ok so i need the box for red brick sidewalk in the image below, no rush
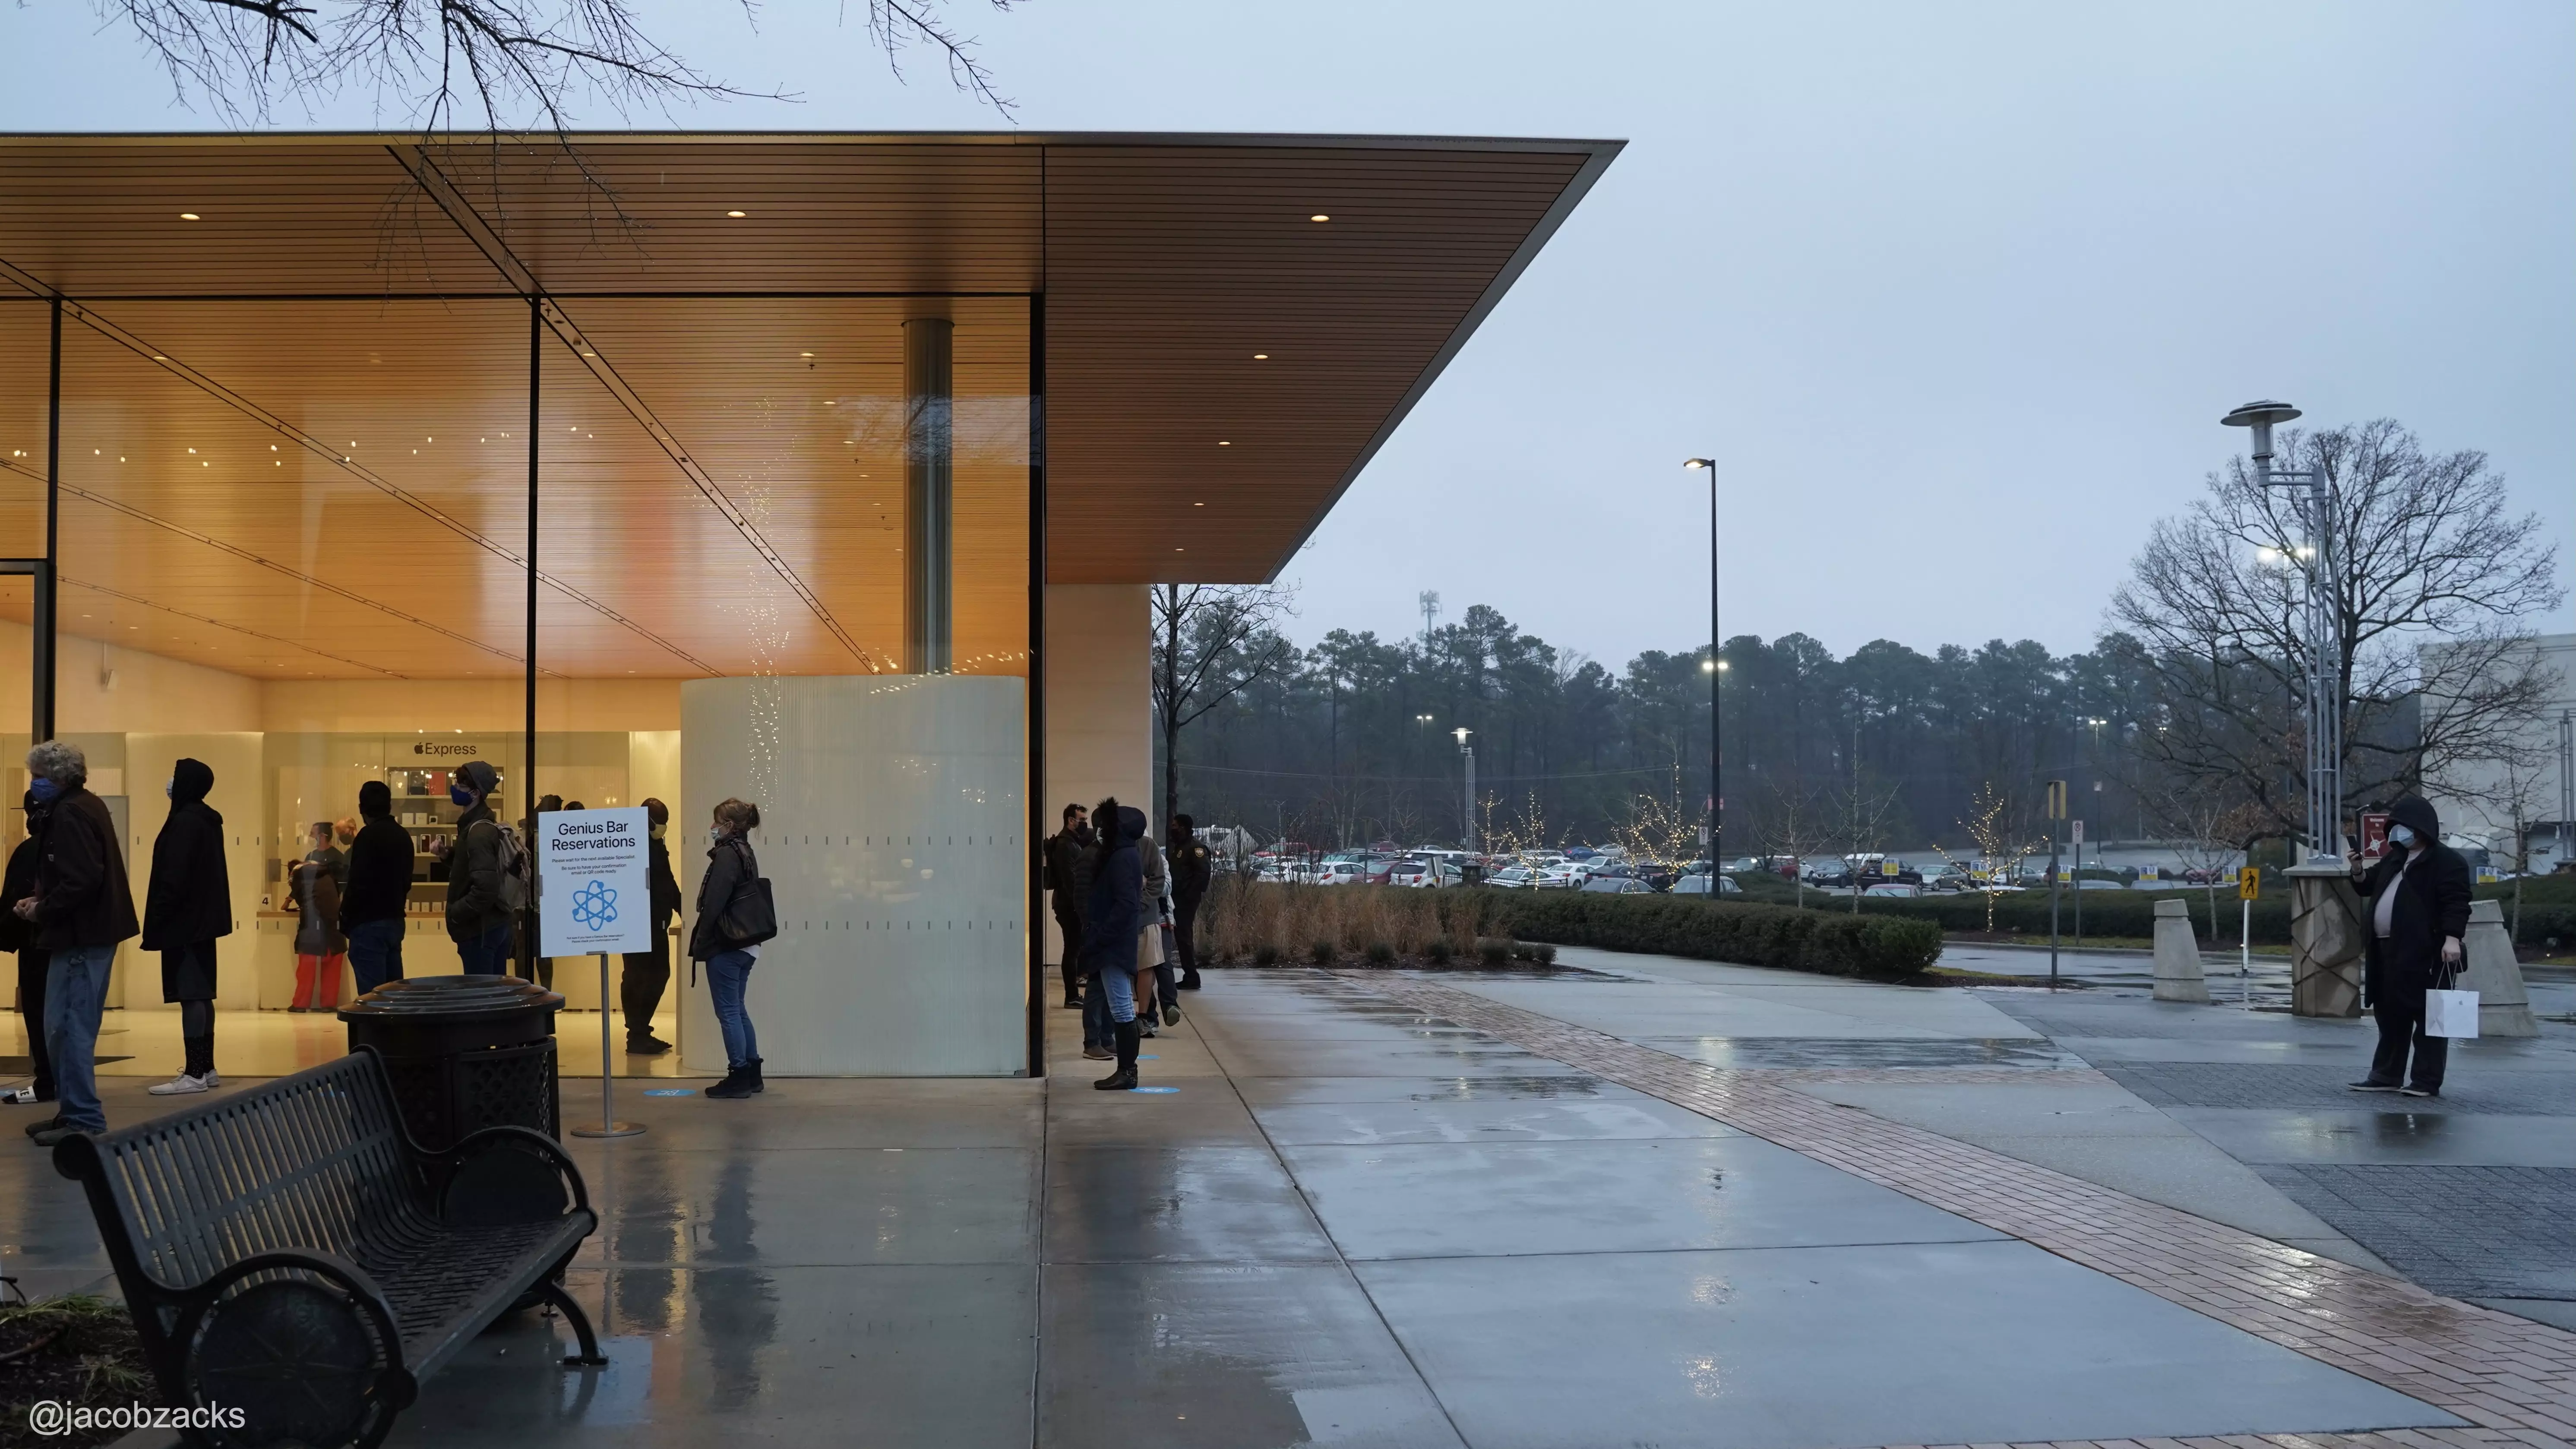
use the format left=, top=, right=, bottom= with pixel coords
left=1334, top=972, right=2576, bottom=1449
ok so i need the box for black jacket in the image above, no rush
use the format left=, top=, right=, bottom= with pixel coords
left=141, top=758, right=231, bottom=950
left=1170, top=837, right=1214, bottom=901
left=0, top=824, right=39, bottom=956
left=342, top=813, right=416, bottom=930
left=1044, top=827, right=1091, bottom=905
left=1078, top=806, right=1145, bottom=974
left=33, top=783, right=139, bottom=952
left=689, top=833, right=759, bottom=961
left=649, top=834, right=682, bottom=921
left=2354, top=796, right=2472, bottom=996
left=445, top=800, right=513, bottom=942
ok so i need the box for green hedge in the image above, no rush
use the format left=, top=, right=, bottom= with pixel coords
left=1728, top=873, right=2576, bottom=949
left=1471, top=889, right=1944, bottom=978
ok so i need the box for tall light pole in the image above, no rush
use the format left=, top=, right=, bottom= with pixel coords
left=2223, top=400, right=2342, bottom=862
left=1684, top=457, right=1721, bottom=864
left=1453, top=728, right=1476, bottom=854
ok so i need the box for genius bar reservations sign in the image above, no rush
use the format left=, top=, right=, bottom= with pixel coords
left=538, top=807, right=652, bottom=956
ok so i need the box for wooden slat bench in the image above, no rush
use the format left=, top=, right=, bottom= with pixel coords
left=51, top=1044, right=602, bottom=1449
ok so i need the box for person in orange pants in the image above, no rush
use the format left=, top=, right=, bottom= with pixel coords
left=288, top=855, right=346, bottom=1011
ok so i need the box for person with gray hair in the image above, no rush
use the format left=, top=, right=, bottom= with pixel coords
left=13, top=740, right=138, bottom=1146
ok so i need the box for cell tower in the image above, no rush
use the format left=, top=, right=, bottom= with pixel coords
left=1418, top=590, right=1441, bottom=645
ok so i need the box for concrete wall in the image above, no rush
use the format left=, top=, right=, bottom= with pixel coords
left=1040, top=585, right=1150, bottom=965
left=2422, top=632, right=2576, bottom=867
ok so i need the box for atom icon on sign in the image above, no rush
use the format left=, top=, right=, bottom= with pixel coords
left=570, top=879, right=619, bottom=930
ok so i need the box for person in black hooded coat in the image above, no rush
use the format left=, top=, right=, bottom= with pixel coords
left=140, top=757, right=231, bottom=1095
left=1078, top=800, right=1147, bottom=1091
left=2347, top=794, right=2472, bottom=1097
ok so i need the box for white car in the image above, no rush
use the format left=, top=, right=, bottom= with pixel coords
left=1668, top=873, right=1742, bottom=896
left=1385, top=860, right=1445, bottom=889
left=1486, top=866, right=1538, bottom=890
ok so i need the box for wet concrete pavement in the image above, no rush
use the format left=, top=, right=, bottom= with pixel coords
left=0, top=958, right=2511, bottom=1446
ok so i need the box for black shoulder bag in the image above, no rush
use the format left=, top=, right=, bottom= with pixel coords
left=716, top=840, right=779, bottom=948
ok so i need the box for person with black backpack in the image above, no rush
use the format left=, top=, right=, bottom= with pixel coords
left=691, top=797, right=771, bottom=1100
left=444, top=761, right=524, bottom=975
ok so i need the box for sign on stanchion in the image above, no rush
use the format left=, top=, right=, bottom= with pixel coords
left=2237, top=866, right=2261, bottom=1003
left=540, top=806, right=653, bottom=1139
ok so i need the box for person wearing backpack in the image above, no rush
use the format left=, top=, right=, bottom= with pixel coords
left=444, top=761, right=522, bottom=975
left=690, top=797, right=768, bottom=1100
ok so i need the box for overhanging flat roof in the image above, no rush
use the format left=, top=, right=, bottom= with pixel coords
left=0, top=132, right=1614, bottom=678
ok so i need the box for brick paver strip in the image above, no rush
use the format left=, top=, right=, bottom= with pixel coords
left=1332, top=972, right=2576, bottom=1448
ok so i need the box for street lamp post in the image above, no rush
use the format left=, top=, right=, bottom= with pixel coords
left=2226, top=399, right=2356, bottom=1019
left=1453, top=728, right=1476, bottom=854
left=1685, top=457, right=1720, bottom=864
left=2223, top=400, right=2342, bottom=863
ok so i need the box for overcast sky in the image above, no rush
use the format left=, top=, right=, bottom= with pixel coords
left=4, top=0, right=2569, bottom=670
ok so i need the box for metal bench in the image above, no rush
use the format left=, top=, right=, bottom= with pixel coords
left=51, top=1045, right=603, bottom=1449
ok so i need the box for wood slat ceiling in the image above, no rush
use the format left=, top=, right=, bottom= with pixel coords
left=0, top=133, right=1615, bottom=672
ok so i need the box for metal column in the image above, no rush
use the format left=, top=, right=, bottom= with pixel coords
left=905, top=317, right=955, bottom=674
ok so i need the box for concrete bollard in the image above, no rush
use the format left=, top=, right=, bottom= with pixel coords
left=2286, top=860, right=2365, bottom=1018
left=2462, top=899, right=2539, bottom=1038
left=2151, top=898, right=2212, bottom=1003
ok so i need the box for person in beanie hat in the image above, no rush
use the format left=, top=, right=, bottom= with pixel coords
left=141, top=758, right=230, bottom=1094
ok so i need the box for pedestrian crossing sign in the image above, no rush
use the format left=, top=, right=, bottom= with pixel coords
left=2237, top=867, right=2260, bottom=901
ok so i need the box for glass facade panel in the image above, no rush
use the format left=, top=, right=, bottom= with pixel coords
left=54, top=301, right=531, bottom=1027
left=0, top=298, right=46, bottom=560
left=537, top=297, right=1031, bottom=1073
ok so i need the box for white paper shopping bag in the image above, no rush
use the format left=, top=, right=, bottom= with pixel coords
left=2425, top=987, right=2481, bottom=1039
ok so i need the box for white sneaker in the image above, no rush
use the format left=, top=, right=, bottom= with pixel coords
left=147, top=1073, right=213, bottom=1096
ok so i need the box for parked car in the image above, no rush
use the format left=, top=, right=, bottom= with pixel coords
left=1486, top=866, right=1538, bottom=890
left=1862, top=882, right=1922, bottom=899
left=1668, top=873, right=1742, bottom=896
left=1579, top=876, right=1656, bottom=895
left=1386, top=860, right=1445, bottom=889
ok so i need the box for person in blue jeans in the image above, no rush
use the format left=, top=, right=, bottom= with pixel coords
left=16, top=740, right=139, bottom=1147
left=1079, top=799, right=1146, bottom=1091
left=690, top=798, right=767, bottom=1100
left=341, top=780, right=414, bottom=995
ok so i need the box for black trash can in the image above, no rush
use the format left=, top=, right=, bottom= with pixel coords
left=339, top=974, right=566, bottom=1152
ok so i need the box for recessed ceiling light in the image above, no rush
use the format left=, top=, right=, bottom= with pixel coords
left=1253, top=353, right=1268, bottom=360
left=1218, top=441, right=1230, bottom=446
left=1309, top=214, right=1329, bottom=222
left=1194, top=501, right=1204, bottom=506
left=1174, top=547, right=1185, bottom=552
left=726, top=210, right=747, bottom=218
left=178, top=212, right=200, bottom=221
left=799, top=352, right=815, bottom=358
left=579, top=350, right=595, bottom=357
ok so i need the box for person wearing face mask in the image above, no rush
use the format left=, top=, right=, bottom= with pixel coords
left=444, top=761, right=518, bottom=975
left=16, top=740, right=137, bottom=1147
left=141, top=759, right=231, bottom=1093
left=341, top=780, right=414, bottom=995
left=620, top=797, right=681, bottom=1055
left=1079, top=799, right=1147, bottom=1091
left=691, top=798, right=767, bottom=1098
left=2348, top=795, right=2473, bottom=1098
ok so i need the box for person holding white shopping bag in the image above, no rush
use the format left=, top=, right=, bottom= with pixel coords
left=2347, top=795, right=2472, bottom=1099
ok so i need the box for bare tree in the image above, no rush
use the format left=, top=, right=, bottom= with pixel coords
left=104, top=0, right=1015, bottom=130
left=2109, top=420, right=2563, bottom=844
left=1940, top=782, right=2043, bottom=933
left=2156, top=784, right=2265, bottom=946
left=1759, top=779, right=1835, bottom=911
left=1152, top=583, right=1299, bottom=832
left=1611, top=774, right=1702, bottom=880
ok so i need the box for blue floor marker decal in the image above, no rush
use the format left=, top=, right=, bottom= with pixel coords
left=642, top=1088, right=696, bottom=1096
left=1131, top=1086, right=1180, bottom=1094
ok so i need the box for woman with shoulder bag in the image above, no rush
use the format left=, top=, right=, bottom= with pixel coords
left=691, top=798, right=771, bottom=1100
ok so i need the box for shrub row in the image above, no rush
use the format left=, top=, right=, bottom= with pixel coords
left=1473, top=889, right=1944, bottom=978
